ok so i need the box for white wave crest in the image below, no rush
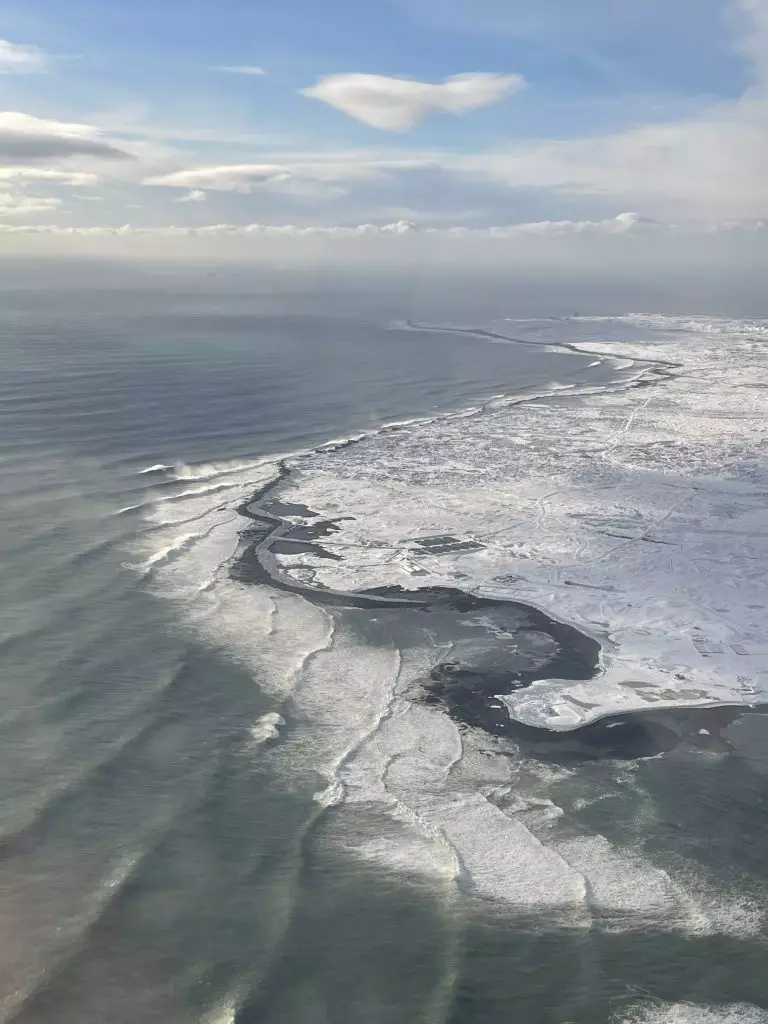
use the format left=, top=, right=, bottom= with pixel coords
left=171, top=458, right=275, bottom=481
left=138, top=457, right=280, bottom=483
left=141, top=532, right=201, bottom=570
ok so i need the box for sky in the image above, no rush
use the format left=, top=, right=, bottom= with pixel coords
left=0, top=0, right=767, bottom=263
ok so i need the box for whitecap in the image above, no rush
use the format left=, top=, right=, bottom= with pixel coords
left=616, top=1001, right=768, bottom=1023
left=249, top=713, right=284, bottom=745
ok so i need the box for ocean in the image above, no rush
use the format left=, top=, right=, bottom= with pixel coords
left=1, top=271, right=766, bottom=1024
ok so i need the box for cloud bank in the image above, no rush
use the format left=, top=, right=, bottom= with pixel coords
left=299, top=72, right=525, bottom=130
left=4, top=213, right=764, bottom=238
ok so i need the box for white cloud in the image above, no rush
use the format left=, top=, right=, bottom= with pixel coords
left=0, top=40, right=48, bottom=75
left=144, top=155, right=436, bottom=194
left=299, top=72, right=525, bottom=130
left=0, top=192, right=62, bottom=215
left=0, top=112, right=101, bottom=138
left=0, top=167, right=99, bottom=185
left=0, top=165, right=99, bottom=220
left=215, top=65, right=266, bottom=76
left=439, top=97, right=768, bottom=219
left=175, top=189, right=207, bottom=202
left=146, top=163, right=291, bottom=193
left=0, top=112, right=133, bottom=164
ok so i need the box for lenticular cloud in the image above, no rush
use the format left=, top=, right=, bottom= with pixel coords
left=300, top=71, right=525, bottom=131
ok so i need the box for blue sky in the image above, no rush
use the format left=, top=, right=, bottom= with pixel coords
left=0, top=0, right=766, bottom=252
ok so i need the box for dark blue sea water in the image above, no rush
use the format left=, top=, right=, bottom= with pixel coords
left=0, top=272, right=766, bottom=1024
